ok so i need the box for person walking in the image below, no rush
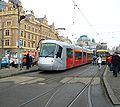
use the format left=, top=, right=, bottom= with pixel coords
left=92, top=55, right=97, bottom=65
left=97, top=56, right=102, bottom=70
left=29, top=55, right=33, bottom=68
left=106, top=55, right=112, bottom=71
left=26, top=53, right=30, bottom=69
left=111, top=52, right=119, bottom=77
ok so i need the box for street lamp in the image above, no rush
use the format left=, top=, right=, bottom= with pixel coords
left=55, top=28, right=66, bottom=40
left=11, top=0, right=25, bottom=70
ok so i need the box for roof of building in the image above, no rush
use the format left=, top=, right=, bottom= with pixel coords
left=77, top=35, right=90, bottom=42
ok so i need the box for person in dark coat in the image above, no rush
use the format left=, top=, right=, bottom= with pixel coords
left=111, top=52, right=120, bottom=77
left=29, top=55, right=33, bottom=67
left=26, top=53, right=30, bottom=69
left=118, top=54, right=120, bottom=73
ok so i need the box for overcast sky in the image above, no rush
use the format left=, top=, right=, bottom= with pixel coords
left=4, top=0, right=120, bottom=49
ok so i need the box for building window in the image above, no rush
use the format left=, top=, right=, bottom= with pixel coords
left=32, top=35, right=34, bottom=39
left=7, top=21, right=11, bottom=26
left=8, top=7, right=11, bottom=11
left=28, top=42, right=30, bottom=47
left=32, top=42, right=34, bottom=48
left=24, top=32, right=26, bottom=38
left=28, top=34, right=30, bottom=39
left=28, top=26, right=30, bottom=30
left=5, top=30, right=10, bottom=36
left=28, top=35, right=30, bottom=39
left=35, top=28, right=37, bottom=33
left=25, top=25, right=26, bottom=29
left=32, top=27, right=34, bottom=32
left=24, top=41, right=26, bottom=47
left=21, top=31, right=23, bottom=37
left=5, top=40, right=9, bottom=46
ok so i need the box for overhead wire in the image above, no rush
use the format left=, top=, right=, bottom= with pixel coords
left=72, top=0, right=99, bottom=36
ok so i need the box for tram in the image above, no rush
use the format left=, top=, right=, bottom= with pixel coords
left=96, top=49, right=109, bottom=63
left=37, top=39, right=93, bottom=71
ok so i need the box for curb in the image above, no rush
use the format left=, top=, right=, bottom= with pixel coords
left=0, top=69, right=39, bottom=79
left=103, top=66, right=120, bottom=105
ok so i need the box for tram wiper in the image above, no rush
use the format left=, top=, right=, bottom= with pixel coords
left=44, top=51, right=54, bottom=58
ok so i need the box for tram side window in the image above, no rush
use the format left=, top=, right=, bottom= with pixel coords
left=87, top=53, right=91, bottom=58
left=56, top=45, right=63, bottom=58
left=75, top=52, right=82, bottom=60
left=67, top=48, right=73, bottom=58
left=83, top=52, right=86, bottom=58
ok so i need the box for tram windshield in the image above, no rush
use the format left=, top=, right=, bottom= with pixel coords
left=96, top=52, right=109, bottom=57
left=39, top=43, right=56, bottom=58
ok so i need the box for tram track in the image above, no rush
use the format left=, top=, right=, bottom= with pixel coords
left=66, top=72, right=98, bottom=107
left=14, top=65, right=99, bottom=107
left=0, top=64, right=91, bottom=94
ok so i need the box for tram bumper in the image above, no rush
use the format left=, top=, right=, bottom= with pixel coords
left=38, top=58, right=56, bottom=71
left=38, top=64, right=54, bottom=71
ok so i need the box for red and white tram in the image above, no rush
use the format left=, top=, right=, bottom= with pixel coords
left=37, top=40, right=92, bottom=71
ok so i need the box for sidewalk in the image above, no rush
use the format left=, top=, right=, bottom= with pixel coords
left=0, top=65, right=39, bottom=79
left=103, top=66, right=120, bottom=106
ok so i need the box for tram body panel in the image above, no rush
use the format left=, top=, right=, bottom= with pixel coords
left=74, top=46, right=83, bottom=67
left=66, top=48, right=74, bottom=69
left=82, top=52, right=87, bottom=64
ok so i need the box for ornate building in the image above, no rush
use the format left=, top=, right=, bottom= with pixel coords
left=0, top=0, right=59, bottom=58
left=76, top=35, right=97, bottom=50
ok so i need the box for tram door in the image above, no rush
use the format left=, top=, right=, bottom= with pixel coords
left=55, top=45, right=63, bottom=70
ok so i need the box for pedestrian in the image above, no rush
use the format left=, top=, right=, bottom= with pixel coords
left=111, top=52, right=119, bottom=77
left=97, top=56, right=102, bottom=70
left=92, top=55, right=97, bottom=65
left=29, top=55, right=33, bottom=67
left=26, top=53, right=30, bottom=69
left=118, top=54, right=120, bottom=73
left=106, top=55, right=112, bottom=71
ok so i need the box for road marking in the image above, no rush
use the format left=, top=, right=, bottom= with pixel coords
left=0, top=76, right=45, bottom=84
left=60, top=77, right=100, bottom=85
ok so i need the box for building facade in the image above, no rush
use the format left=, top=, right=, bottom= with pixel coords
left=0, top=0, right=59, bottom=58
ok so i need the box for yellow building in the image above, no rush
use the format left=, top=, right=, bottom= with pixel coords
left=0, top=0, right=59, bottom=58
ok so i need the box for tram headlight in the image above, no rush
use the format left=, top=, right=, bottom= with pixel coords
left=51, top=60, right=54, bottom=64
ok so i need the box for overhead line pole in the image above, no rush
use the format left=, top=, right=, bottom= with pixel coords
left=0, top=9, right=4, bottom=69
left=17, top=4, right=21, bottom=70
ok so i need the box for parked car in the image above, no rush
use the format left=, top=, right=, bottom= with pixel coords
left=1, top=57, right=9, bottom=68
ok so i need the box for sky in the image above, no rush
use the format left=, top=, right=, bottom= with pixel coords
left=4, top=0, right=120, bottom=49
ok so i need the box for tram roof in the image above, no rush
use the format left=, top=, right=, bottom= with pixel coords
left=42, top=39, right=91, bottom=52
left=42, top=39, right=74, bottom=47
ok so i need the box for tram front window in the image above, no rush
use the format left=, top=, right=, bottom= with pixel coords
left=39, top=43, right=56, bottom=58
left=97, top=52, right=108, bottom=57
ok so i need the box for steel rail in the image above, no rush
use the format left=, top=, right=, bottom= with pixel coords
left=14, top=65, right=93, bottom=107
left=66, top=71, right=99, bottom=107
left=44, top=67, right=98, bottom=107
left=0, top=65, right=91, bottom=94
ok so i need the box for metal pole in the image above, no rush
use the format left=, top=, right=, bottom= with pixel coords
left=2, top=21, right=4, bottom=57
left=17, top=5, right=21, bottom=70
left=0, top=9, right=4, bottom=69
